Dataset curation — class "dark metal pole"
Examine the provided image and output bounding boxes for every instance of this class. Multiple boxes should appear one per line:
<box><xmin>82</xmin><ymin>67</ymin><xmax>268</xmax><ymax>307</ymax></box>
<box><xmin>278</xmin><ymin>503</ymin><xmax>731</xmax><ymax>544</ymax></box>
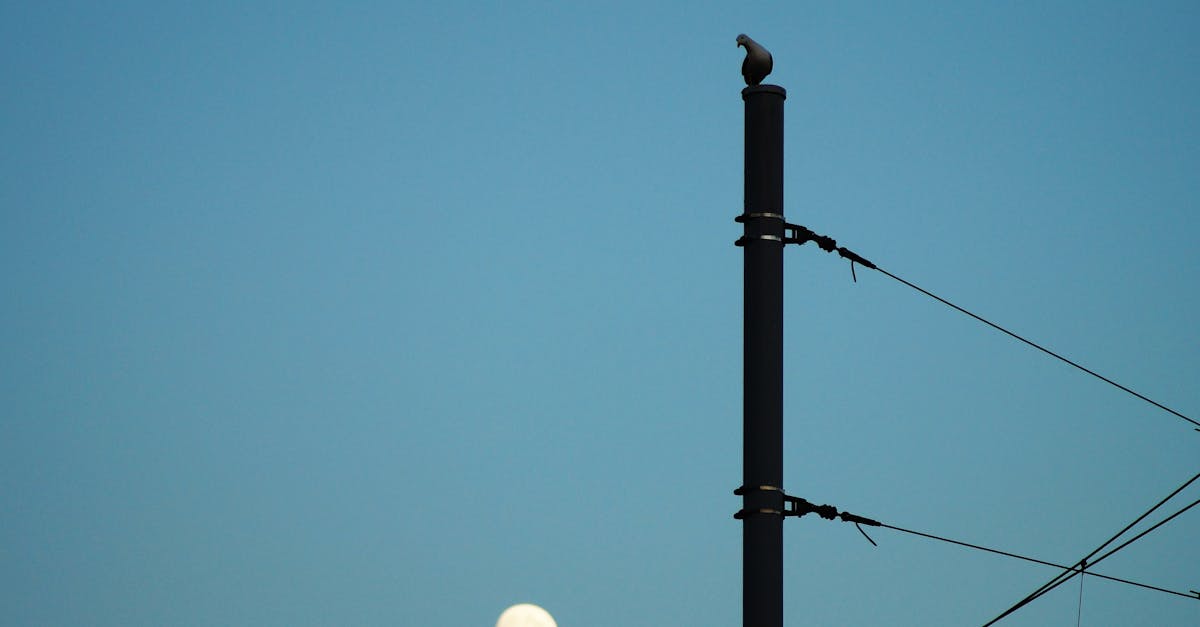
<box><xmin>741</xmin><ymin>83</ymin><xmax>786</xmax><ymax>627</ymax></box>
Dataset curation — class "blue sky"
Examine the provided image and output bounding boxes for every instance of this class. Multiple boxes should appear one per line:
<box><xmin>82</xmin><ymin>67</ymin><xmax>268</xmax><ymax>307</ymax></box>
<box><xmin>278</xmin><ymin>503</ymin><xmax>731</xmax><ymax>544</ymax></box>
<box><xmin>2</xmin><ymin>2</ymin><xmax>1198</xmax><ymax>626</ymax></box>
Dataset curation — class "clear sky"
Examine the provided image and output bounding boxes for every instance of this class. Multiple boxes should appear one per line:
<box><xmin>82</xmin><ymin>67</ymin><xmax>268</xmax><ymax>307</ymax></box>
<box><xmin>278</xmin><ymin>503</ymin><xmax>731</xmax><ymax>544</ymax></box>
<box><xmin>2</xmin><ymin>2</ymin><xmax>1198</xmax><ymax>626</ymax></box>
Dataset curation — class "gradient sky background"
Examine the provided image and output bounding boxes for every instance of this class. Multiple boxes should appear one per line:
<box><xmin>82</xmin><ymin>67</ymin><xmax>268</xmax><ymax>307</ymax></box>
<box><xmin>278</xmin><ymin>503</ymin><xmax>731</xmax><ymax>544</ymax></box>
<box><xmin>3</xmin><ymin>2</ymin><xmax>1198</xmax><ymax>626</ymax></box>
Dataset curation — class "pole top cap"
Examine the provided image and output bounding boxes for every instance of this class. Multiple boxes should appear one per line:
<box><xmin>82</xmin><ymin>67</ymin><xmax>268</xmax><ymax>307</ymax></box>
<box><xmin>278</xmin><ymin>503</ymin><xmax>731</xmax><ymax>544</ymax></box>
<box><xmin>741</xmin><ymin>84</ymin><xmax>786</xmax><ymax>100</ymax></box>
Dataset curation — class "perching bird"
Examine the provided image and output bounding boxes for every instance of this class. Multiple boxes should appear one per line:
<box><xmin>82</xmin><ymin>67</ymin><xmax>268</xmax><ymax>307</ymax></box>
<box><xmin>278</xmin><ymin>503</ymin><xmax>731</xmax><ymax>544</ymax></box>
<box><xmin>736</xmin><ymin>33</ymin><xmax>773</xmax><ymax>86</ymax></box>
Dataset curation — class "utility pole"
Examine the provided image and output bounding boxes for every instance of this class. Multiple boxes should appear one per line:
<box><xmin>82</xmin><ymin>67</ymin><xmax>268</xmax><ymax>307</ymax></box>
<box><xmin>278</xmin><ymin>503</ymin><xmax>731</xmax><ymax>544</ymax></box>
<box><xmin>737</xmin><ymin>82</ymin><xmax>786</xmax><ymax>627</ymax></box>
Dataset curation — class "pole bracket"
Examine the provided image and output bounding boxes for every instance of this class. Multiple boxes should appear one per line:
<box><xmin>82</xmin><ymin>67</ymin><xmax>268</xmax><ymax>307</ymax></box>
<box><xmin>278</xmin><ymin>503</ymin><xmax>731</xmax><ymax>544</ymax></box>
<box><xmin>734</xmin><ymin>485</ymin><xmax>883</xmax><ymax>527</ymax></box>
<box><xmin>735</xmin><ymin>212</ymin><xmax>785</xmax><ymax>222</ymax></box>
<box><xmin>733</xmin><ymin>485</ymin><xmax>836</xmax><ymax>519</ymax></box>
<box><xmin>734</xmin><ymin>234</ymin><xmax>784</xmax><ymax>246</ymax></box>
<box><xmin>734</xmin><ymin>211</ymin><xmax>787</xmax><ymax>247</ymax></box>
<box><xmin>733</xmin><ymin>485</ymin><xmax>785</xmax><ymax>519</ymax></box>
<box><xmin>733</xmin><ymin>215</ymin><xmax>878</xmax><ymax>274</ymax></box>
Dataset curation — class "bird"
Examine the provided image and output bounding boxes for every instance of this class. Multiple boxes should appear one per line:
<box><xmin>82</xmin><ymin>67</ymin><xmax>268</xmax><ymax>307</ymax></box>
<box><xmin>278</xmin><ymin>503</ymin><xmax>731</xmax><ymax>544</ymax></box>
<box><xmin>736</xmin><ymin>34</ymin><xmax>773</xmax><ymax>86</ymax></box>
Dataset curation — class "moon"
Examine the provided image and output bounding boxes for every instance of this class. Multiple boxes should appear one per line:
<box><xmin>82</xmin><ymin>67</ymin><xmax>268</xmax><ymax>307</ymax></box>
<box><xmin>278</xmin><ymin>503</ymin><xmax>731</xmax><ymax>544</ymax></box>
<box><xmin>496</xmin><ymin>603</ymin><xmax>557</xmax><ymax>627</ymax></box>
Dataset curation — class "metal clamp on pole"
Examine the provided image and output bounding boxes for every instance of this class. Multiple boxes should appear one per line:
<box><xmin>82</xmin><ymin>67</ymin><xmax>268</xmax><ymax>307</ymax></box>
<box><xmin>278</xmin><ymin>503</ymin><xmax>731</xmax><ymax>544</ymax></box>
<box><xmin>734</xmin><ymin>211</ymin><xmax>786</xmax><ymax>247</ymax></box>
<box><xmin>735</xmin><ymin>212</ymin><xmax>786</xmax><ymax>222</ymax></box>
<box><xmin>735</xmin><ymin>234</ymin><xmax>784</xmax><ymax>247</ymax></box>
<box><xmin>733</xmin><ymin>485</ymin><xmax>786</xmax><ymax>519</ymax></box>
<box><xmin>734</xmin><ymin>485</ymin><xmax>882</xmax><ymax>526</ymax></box>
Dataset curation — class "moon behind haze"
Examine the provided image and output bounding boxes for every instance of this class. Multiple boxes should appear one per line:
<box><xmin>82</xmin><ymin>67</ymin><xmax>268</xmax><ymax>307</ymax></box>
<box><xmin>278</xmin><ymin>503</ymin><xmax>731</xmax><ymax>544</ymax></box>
<box><xmin>496</xmin><ymin>603</ymin><xmax>557</xmax><ymax>627</ymax></box>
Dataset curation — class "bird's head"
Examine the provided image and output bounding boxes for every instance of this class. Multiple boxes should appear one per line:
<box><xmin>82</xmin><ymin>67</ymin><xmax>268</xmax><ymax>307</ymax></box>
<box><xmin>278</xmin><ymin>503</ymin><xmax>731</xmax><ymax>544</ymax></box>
<box><xmin>736</xmin><ymin>33</ymin><xmax>749</xmax><ymax>48</ymax></box>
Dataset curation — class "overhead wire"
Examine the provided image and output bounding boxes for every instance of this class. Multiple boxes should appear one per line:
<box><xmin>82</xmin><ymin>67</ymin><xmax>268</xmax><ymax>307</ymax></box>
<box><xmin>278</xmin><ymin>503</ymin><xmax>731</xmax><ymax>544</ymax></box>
<box><xmin>777</xmin><ymin>224</ymin><xmax>1200</xmax><ymax>620</ymax></box>
<box><xmin>873</xmin><ymin>266</ymin><xmax>1200</xmax><ymax>431</ymax></box>
<box><xmin>783</xmin><ymin>223</ymin><xmax>1200</xmax><ymax>431</ymax></box>
<box><xmin>979</xmin><ymin>471</ymin><xmax>1200</xmax><ymax>625</ymax></box>
<box><xmin>784</xmin><ymin>494</ymin><xmax>1200</xmax><ymax>603</ymax></box>
<box><xmin>981</xmin><ymin>495</ymin><xmax>1200</xmax><ymax>625</ymax></box>
<box><xmin>874</xmin><ymin>521</ymin><xmax>1198</xmax><ymax>601</ymax></box>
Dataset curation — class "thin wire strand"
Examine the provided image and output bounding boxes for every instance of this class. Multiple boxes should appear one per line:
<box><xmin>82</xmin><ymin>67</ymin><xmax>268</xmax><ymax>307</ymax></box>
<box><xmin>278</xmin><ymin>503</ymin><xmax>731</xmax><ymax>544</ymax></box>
<box><xmin>877</xmin><ymin>523</ymin><xmax>1197</xmax><ymax>600</ymax></box>
<box><xmin>1076</xmin><ymin>572</ymin><xmax>1084</xmax><ymax>627</ymax></box>
<box><xmin>871</xmin><ymin>266</ymin><xmax>1200</xmax><ymax>430</ymax></box>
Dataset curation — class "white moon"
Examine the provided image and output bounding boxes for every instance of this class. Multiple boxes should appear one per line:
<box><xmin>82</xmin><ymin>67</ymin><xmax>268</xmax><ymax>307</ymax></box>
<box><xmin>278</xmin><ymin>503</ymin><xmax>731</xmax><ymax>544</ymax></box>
<box><xmin>496</xmin><ymin>603</ymin><xmax>557</xmax><ymax>627</ymax></box>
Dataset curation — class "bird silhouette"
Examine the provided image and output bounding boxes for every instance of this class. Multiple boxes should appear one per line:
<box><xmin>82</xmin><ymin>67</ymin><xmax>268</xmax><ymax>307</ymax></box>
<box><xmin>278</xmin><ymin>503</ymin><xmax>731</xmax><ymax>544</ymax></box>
<box><xmin>736</xmin><ymin>34</ymin><xmax>773</xmax><ymax>86</ymax></box>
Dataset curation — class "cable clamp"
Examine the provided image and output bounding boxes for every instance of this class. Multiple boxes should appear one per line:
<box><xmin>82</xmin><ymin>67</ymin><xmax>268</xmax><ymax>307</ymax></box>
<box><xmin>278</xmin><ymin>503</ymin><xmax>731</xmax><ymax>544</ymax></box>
<box><xmin>735</xmin><ymin>486</ymin><xmax>883</xmax><ymax>545</ymax></box>
<box><xmin>789</xmin><ymin>496</ymin><xmax>883</xmax><ymax>546</ymax></box>
<box><xmin>782</xmin><ymin>495</ymin><xmax>839</xmax><ymax>520</ymax></box>
<box><xmin>734</xmin><ymin>217</ymin><xmax>877</xmax><ymax>273</ymax></box>
<box><xmin>783</xmin><ymin>223</ymin><xmax>835</xmax><ymax>250</ymax></box>
<box><xmin>778</xmin><ymin>222</ymin><xmax>877</xmax><ymax>280</ymax></box>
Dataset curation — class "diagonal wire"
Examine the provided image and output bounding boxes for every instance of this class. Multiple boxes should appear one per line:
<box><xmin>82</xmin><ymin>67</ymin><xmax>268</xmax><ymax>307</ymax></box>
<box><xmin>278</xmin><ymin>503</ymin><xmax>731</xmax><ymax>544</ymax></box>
<box><xmin>982</xmin><ymin>495</ymin><xmax>1200</xmax><ymax>625</ymax></box>
<box><xmin>782</xmin><ymin>226</ymin><xmax>1200</xmax><ymax>616</ymax></box>
<box><xmin>784</xmin><ymin>224</ymin><xmax>1199</xmax><ymax>431</ymax></box>
<box><xmin>982</xmin><ymin>472</ymin><xmax>1200</xmax><ymax>624</ymax></box>
<box><xmin>783</xmin><ymin>492</ymin><xmax>1200</xmax><ymax>602</ymax></box>
<box><xmin>875</xmin><ymin>522</ymin><xmax>1198</xmax><ymax>601</ymax></box>
<box><xmin>980</xmin><ymin>471</ymin><xmax>1200</xmax><ymax>626</ymax></box>
<box><xmin>872</xmin><ymin>266</ymin><xmax>1200</xmax><ymax>430</ymax></box>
